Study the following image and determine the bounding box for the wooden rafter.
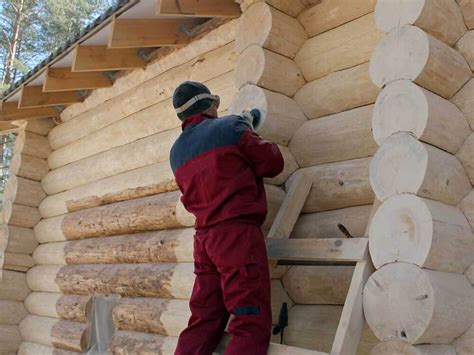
[72,46,147,72]
[44,67,112,92]
[156,0,241,17]
[0,102,59,121]
[109,18,200,48]
[19,85,83,108]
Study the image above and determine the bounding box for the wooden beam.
[157,0,240,17]
[72,46,147,72]
[0,102,59,122]
[0,121,20,133]
[267,238,369,263]
[19,86,82,108]
[109,18,200,48]
[43,67,112,92]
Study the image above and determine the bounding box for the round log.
[293,157,374,213]
[375,0,467,45]
[8,203,41,228]
[24,292,61,319]
[290,105,377,167]
[0,270,30,301]
[23,132,51,160]
[295,62,380,119]
[17,153,49,182]
[5,225,37,254]
[296,13,383,82]
[454,323,474,355]
[40,161,175,218]
[27,265,62,293]
[372,80,470,153]
[451,78,474,130]
[291,205,372,239]
[458,0,474,29]
[34,215,65,243]
[282,265,353,304]
[456,132,474,184]
[363,262,474,344]
[112,298,190,336]
[33,242,66,265]
[47,71,237,170]
[25,118,55,136]
[370,340,456,355]
[369,132,471,206]
[0,325,21,353]
[19,315,55,347]
[3,252,35,272]
[297,0,376,37]
[42,128,180,195]
[369,194,473,273]
[456,30,474,70]
[18,342,77,355]
[110,331,178,355]
[55,263,194,299]
[0,300,27,325]
[460,189,474,230]
[235,45,305,97]
[236,3,307,58]
[370,25,471,99]
[51,319,89,352]
[230,84,307,146]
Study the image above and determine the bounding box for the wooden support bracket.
[44,67,113,92]
[72,46,147,72]
[0,102,59,121]
[156,0,241,17]
[19,85,82,108]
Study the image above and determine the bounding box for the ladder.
[265,171,374,355]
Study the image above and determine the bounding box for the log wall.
[363,0,474,353]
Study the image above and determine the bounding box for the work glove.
[241,109,262,131]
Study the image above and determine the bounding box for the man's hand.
[240,109,262,131]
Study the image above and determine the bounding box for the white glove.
[240,110,255,131]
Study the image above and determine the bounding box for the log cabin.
[0,0,473,354]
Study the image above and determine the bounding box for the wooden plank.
[43,67,112,92]
[19,86,82,108]
[157,0,240,17]
[267,238,369,263]
[0,102,59,121]
[109,18,200,48]
[72,46,147,72]
[331,259,373,355]
[0,121,20,133]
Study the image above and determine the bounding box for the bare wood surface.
[72,46,146,72]
[0,270,30,301]
[44,67,112,92]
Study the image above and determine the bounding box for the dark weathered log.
[56,295,92,323]
[51,319,89,352]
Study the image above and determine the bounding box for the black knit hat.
[173,81,214,121]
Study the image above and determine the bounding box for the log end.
[235,2,272,54]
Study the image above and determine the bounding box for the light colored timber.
[3,252,34,272]
[33,229,194,265]
[370,340,456,355]
[43,67,112,92]
[363,262,474,344]
[157,0,240,17]
[458,0,474,29]
[235,3,306,58]
[266,0,320,17]
[263,184,286,231]
[456,30,474,71]
[370,25,471,99]
[26,265,62,293]
[457,132,474,184]
[268,238,368,263]
[4,175,46,207]
[295,62,379,119]
[293,157,374,213]
[40,161,174,218]
[34,215,64,244]
[0,300,27,324]
[55,263,194,299]
[464,264,474,284]
[369,194,473,274]
[0,121,20,132]
[25,293,93,323]
[42,128,180,195]
[291,205,372,239]
[25,117,55,136]
[0,325,21,353]
[23,131,51,159]
[0,270,30,301]
[372,80,469,153]
[6,202,41,228]
[235,45,304,97]
[296,13,383,82]
[271,279,294,323]
[290,105,377,167]
[0,102,59,121]
[451,78,474,130]
[230,84,307,146]
[17,153,49,181]
[72,46,146,72]
[19,86,82,108]
[109,18,197,48]
[18,342,77,355]
[370,132,470,205]
[47,70,236,169]
[282,266,353,304]
[24,292,61,319]
[460,189,474,229]
[454,323,474,355]
[375,0,467,45]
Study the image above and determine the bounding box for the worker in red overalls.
[170,81,284,355]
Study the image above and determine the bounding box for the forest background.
[0,0,119,94]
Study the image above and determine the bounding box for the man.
[170,81,284,355]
